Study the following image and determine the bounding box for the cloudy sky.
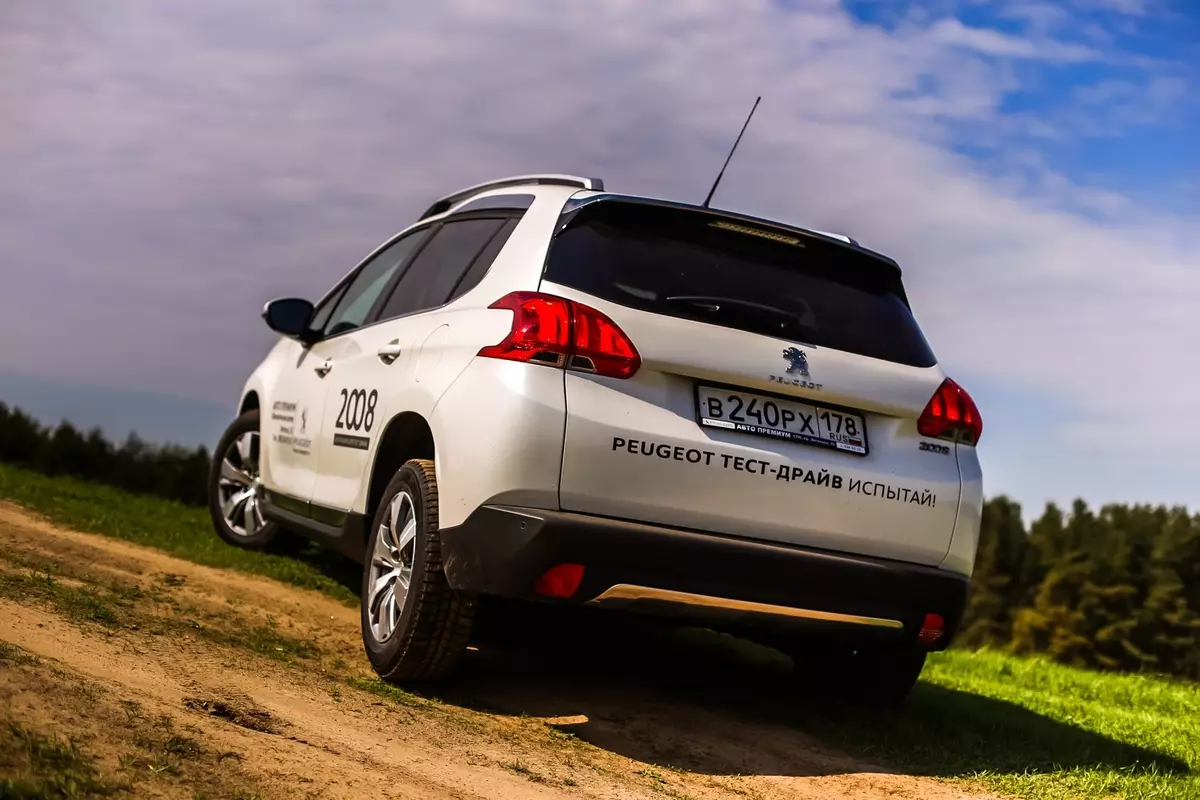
[2,0,1198,516]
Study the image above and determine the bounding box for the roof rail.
[418,174,604,220]
[809,229,859,246]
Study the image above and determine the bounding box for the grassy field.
[1,461,1197,800]
[0,462,358,604]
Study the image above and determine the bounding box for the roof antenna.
[701,95,761,209]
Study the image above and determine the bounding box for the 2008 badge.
[336,388,378,433]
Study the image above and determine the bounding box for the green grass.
[0,570,128,629]
[0,561,320,664]
[343,676,430,708]
[922,650,1199,799]
[0,463,357,604]
[0,719,126,798]
[781,648,1200,800]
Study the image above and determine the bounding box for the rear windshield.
[544,201,937,368]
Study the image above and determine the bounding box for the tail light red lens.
[478,292,641,379]
[917,378,982,445]
[534,563,586,599]
[917,613,945,647]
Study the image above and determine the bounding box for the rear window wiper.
[663,295,816,338]
[663,295,799,320]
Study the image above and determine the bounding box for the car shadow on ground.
[424,601,1189,781]
[265,533,363,595]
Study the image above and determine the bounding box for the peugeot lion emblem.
[782,347,810,377]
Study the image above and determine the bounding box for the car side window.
[376,218,508,321]
[306,284,346,336]
[446,217,519,303]
[320,229,429,338]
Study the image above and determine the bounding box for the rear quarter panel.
[941,444,983,576]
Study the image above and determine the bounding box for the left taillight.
[477,291,641,379]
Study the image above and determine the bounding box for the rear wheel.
[361,459,476,683]
[791,642,927,706]
[207,410,281,550]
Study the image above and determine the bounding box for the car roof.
[422,174,894,268]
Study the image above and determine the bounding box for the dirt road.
[0,503,995,799]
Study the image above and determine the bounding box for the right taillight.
[477,291,641,379]
[917,377,982,445]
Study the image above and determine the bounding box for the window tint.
[544,202,937,367]
[447,217,518,302]
[322,229,428,337]
[377,218,508,320]
[307,284,346,335]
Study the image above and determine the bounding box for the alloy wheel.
[216,430,266,537]
[367,491,417,642]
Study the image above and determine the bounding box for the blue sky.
[1,0,1198,519]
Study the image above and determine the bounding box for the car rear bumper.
[439,505,970,650]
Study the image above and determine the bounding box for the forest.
[2,400,1198,681]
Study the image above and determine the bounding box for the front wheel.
[360,459,476,683]
[207,410,281,550]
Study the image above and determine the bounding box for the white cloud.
[0,0,1196,473]
[924,17,1102,61]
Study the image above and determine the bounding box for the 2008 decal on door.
[333,388,377,450]
[336,388,378,432]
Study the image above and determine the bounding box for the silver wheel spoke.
[387,587,398,635]
[387,493,405,549]
[396,517,417,552]
[220,458,254,487]
[375,585,396,640]
[243,496,258,535]
[222,486,254,522]
[216,427,265,539]
[371,568,398,599]
[366,490,420,644]
[373,526,398,566]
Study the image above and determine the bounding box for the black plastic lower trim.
[261,493,367,562]
[439,505,970,649]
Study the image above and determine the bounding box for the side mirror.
[262,298,315,342]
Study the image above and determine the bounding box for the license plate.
[695,386,868,455]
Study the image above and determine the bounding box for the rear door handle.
[314,361,333,378]
[377,340,403,365]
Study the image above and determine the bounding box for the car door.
[259,283,349,504]
[278,227,432,511]
[308,214,520,515]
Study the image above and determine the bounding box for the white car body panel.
[431,358,567,529]
[306,314,441,513]
[254,338,326,500]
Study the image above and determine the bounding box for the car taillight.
[534,563,586,599]
[917,378,982,445]
[477,292,641,379]
[917,613,945,647]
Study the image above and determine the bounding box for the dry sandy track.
[0,503,996,799]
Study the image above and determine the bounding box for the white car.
[206,174,983,703]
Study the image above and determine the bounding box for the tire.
[207,410,281,550]
[360,458,476,683]
[792,642,927,706]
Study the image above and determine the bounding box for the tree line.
[2,400,1198,681]
[960,496,1200,682]
[0,402,211,506]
